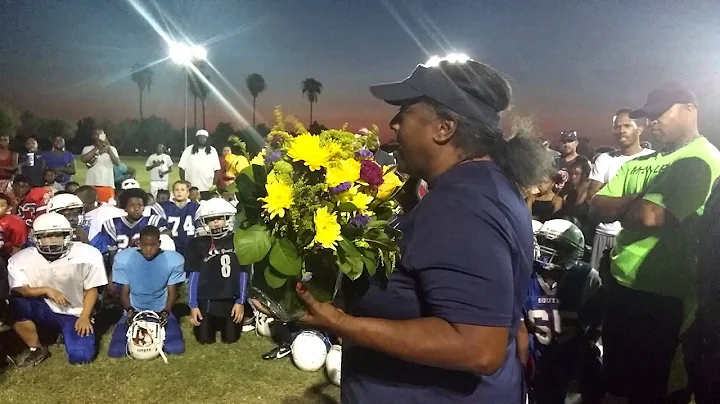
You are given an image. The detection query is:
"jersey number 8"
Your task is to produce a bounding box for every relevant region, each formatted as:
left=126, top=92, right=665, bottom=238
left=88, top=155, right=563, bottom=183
left=220, top=254, right=232, bottom=278
left=168, top=216, right=195, bottom=237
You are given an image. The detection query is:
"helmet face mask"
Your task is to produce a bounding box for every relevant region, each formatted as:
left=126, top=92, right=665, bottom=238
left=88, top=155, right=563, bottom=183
left=198, top=198, right=236, bottom=239
left=126, top=310, right=167, bottom=362
left=59, top=207, right=84, bottom=227
left=534, top=219, right=584, bottom=270
left=32, top=213, right=74, bottom=260
left=47, top=194, right=85, bottom=228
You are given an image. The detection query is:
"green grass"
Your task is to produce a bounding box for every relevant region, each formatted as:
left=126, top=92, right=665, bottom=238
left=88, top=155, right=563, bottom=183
left=72, top=156, right=182, bottom=192
left=2, top=156, right=340, bottom=404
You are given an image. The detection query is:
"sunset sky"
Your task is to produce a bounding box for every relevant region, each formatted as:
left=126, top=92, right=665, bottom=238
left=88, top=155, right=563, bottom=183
left=2, top=0, right=720, bottom=146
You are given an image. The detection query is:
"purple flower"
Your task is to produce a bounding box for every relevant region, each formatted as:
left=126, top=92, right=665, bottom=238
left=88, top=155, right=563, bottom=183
left=355, top=149, right=374, bottom=160
left=350, top=214, right=371, bottom=228
left=360, top=160, right=384, bottom=187
left=329, top=181, right=352, bottom=194
left=264, top=150, right=283, bottom=165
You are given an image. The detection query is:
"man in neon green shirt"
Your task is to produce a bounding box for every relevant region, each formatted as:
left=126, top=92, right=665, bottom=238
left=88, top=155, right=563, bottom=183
left=590, top=83, right=720, bottom=403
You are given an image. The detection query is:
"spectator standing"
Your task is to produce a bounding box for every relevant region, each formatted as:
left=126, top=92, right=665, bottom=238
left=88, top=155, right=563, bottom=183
left=590, top=84, right=720, bottom=402
left=178, top=129, right=220, bottom=193
left=0, top=134, right=18, bottom=193
left=587, top=109, right=654, bottom=270
left=19, top=137, right=45, bottom=187
left=145, top=143, right=173, bottom=197
left=526, top=175, right=563, bottom=222
left=279, top=59, right=554, bottom=403
left=80, top=129, right=119, bottom=204
left=42, top=136, right=75, bottom=187
left=555, top=131, right=580, bottom=193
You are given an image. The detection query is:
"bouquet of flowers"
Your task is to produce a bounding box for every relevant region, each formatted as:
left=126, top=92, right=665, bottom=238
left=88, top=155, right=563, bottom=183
left=233, top=108, right=404, bottom=322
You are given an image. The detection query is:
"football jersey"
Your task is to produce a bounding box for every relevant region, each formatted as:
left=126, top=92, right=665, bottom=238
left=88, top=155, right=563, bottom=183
left=185, top=235, right=250, bottom=301
left=15, top=187, right=53, bottom=227
left=90, top=215, right=167, bottom=254
left=525, top=261, right=601, bottom=358
left=7, top=242, right=108, bottom=316
left=85, top=203, right=126, bottom=240
left=0, top=213, right=27, bottom=258
left=148, top=200, right=200, bottom=254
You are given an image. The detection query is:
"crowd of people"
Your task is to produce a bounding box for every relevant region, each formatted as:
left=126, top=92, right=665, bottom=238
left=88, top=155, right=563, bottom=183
left=2, top=56, right=720, bottom=404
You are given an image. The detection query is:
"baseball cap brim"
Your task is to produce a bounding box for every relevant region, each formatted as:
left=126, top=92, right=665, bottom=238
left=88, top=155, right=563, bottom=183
left=629, top=101, right=675, bottom=119
left=369, top=81, right=424, bottom=105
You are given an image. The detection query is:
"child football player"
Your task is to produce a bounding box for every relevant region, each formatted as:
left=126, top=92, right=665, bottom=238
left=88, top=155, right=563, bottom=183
left=10, top=174, right=53, bottom=229
left=186, top=198, right=249, bottom=344
left=148, top=181, right=199, bottom=255
left=0, top=192, right=28, bottom=259
left=525, top=219, right=604, bottom=404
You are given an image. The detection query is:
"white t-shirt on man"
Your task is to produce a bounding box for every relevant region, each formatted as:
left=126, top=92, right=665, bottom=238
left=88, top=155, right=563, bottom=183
left=8, top=243, right=108, bottom=316
left=145, top=153, right=174, bottom=182
left=81, top=145, right=119, bottom=187
left=178, top=145, right=220, bottom=192
left=589, top=148, right=655, bottom=236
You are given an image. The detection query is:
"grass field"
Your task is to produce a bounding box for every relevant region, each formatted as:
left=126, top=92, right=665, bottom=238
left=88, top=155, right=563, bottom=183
left=1, top=156, right=341, bottom=404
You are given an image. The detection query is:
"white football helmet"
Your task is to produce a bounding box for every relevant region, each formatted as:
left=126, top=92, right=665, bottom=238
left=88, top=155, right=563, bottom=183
left=197, top=198, right=236, bottom=239
left=121, top=178, right=141, bottom=190
left=325, top=344, right=342, bottom=386
left=255, top=311, right=275, bottom=338
left=126, top=310, right=167, bottom=363
left=531, top=220, right=543, bottom=234
left=291, top=330, right=330, bottom=372
left=47, top=193, right=85, bottom=227
left=32, top=213, right=74, bottom=259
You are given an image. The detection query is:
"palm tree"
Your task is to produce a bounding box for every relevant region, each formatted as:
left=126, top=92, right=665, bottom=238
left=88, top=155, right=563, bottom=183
left=187, top=64, right=210, bottom=129
left=245, top=73, right=266, bottom=127
left=302, top=78, right=322, bottom=126
left=131, top=64, right=153, bottom=120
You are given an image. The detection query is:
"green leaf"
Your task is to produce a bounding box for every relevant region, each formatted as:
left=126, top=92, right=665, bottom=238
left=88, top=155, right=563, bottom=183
left=264, top=265, right=288, bottom=289
left=373, top=205, right=394, bottom=221
left=233, top=225, right=273, bottom=265
left=336, top=202, right=357, bottom=212
left=252, top=163, right=267, bottom=187
left=338, top=236, right=360, bottom=257
left=239, top=165, right=257, bottom=183
left=367, top=219, right=389, bottom=229
left=236, top=173, right=259, bottom=200
left=338, top=255, right=364, bottom=280
left=268, top=238, right=302, bottom=276
left=359, top=249, right=377, bottom=276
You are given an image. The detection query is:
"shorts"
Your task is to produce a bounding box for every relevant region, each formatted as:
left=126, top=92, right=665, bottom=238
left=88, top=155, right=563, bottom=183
left=149, top=181, right=168, bottom=197
left=590, top=232, right=614, bottom=271
left=93, top=186, right=115, bottom=204
left=194, top=299, right=241, bottom=344
left=603, top=280, right=691, bottom=403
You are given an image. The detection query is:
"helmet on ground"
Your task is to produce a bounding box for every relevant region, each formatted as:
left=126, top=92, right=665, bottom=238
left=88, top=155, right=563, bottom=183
left=32, top=213, right=74, bottom=260
left=121, top=178, right=141, bottom=190
left=126, top=310, right=167, bottom=363
left=325, top=344, right=342, bottom=386
left=535, top=219, right=585, bottom=270
left=291, top=330, right=330, bottom=372
left=197, top=198, right=236, bottom=239
left=47, top=193, right=84, bottom=227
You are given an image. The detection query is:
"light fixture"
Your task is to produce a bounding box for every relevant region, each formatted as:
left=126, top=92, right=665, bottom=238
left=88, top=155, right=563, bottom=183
left=169, top=41, right=206, bottom=65
left=423, top=53, right=471, bottom=67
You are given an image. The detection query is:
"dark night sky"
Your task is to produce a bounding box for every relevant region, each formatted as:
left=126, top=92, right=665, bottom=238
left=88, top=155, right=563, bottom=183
left=2, top=0, right=720, bottom=146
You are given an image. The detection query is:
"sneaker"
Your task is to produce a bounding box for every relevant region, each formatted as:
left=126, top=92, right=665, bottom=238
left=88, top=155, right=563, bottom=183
left=17, top=346, right=49, bottom=368
left=262, top=345, right=283, bottom=360
left=275, top=343, right=291, bottom=359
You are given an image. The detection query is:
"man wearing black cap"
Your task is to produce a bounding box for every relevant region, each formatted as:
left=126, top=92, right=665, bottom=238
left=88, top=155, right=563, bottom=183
left=590, top=83, right=720, bottom=403
left=554, top=130, right=580, bottom=193
left=283, top=57, right=554, bottom=403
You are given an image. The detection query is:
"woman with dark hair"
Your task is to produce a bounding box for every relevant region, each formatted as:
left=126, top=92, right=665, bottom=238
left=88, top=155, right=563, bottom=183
left=555, top=156, right=593, bottom=241
left=178, top=129, right=221, bottom=192
left=258, top=58, right=554, bottom=403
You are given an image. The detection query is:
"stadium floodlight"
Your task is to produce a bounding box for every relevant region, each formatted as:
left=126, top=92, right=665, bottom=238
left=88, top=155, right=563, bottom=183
left=424, top=53, right=471, bottom=67
left=168, top=41, right=208, bottom=148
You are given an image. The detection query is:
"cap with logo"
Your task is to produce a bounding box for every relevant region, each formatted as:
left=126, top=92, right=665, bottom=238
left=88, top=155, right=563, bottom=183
left=369, top=56, right=502, bottom=128
left=560, top=130, right=578, bottom=142
left=629, top=83, right=697, bottom=120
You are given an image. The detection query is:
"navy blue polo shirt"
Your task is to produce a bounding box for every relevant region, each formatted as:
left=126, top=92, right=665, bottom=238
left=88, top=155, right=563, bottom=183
left=341, top=161, right=534, bottom=404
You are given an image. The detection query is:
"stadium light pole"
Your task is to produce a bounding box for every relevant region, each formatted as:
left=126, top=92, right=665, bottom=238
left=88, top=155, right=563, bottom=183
left=169, top=42, right=207, bottom=150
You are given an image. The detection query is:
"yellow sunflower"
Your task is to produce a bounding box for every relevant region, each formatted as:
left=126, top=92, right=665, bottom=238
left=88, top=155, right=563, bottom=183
left=325, top=158, right=361, bottom=188
left=377, top=169, right=404, bottom=200
left=259, top=174, right=294, bottom=219
left=313, top=207, right=342, bottom=250
left=286, top=133, right=331, bottom=171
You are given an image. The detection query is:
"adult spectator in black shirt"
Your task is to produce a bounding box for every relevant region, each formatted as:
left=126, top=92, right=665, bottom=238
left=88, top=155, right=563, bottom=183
left=19, top=137, right=45, bottom=187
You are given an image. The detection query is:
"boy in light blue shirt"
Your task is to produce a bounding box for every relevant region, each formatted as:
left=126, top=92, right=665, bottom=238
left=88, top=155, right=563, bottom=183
left=108, top=225, right=186, bottom=358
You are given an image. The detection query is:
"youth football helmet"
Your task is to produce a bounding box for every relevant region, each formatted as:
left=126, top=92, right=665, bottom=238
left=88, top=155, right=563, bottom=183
left=121, top=178, right=141, bottom=190
left=126, top=310, right=167, bottom=363
left=197, top=198, right=236, bottom=239
left=325, top=345, right=342, bottom=386
left=291, top=330, right=331, bottom=372
left=535, top=219, right=585, bottom=270
left=31, top=213, right=74, bottom=260
left=46, top=193, right=85, bottom=227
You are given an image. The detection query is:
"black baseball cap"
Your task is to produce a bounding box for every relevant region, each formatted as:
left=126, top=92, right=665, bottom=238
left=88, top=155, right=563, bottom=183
left=370, top=60, right=501, bottom=126
left=629, top=83, right=697, bottom=119
left=560, top=130, right=578, bottom=142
